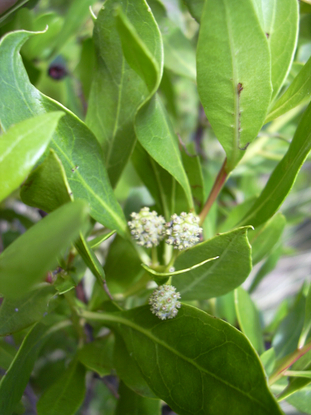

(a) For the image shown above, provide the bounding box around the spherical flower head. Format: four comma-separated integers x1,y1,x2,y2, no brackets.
149,285,181,320
128,207,165,248
165,212,202,251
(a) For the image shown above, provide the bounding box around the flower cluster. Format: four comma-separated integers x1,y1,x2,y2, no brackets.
129,208,202,251
165,212,202,251
128,207,165,248
149,285,181,320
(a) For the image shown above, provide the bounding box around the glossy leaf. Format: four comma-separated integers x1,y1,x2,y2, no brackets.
0,285,55,336
240,100,311,228
136,96,193,209
149,0,196,80
89,231,116,249
250,213,286,265
172,227,252,300
37,360,86,415
116,381,161,415
78,335,114,377
235,287,265,354
0,112,63,203
0,200,89,298
0,30,127,237
197,0,272,171
20,149,71,212
252,0,298,100
0,323,50,415
266,54,311,122
82,305,282,415
86,0,162,186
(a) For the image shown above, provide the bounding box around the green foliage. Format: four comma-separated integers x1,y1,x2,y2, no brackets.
0,0,311,414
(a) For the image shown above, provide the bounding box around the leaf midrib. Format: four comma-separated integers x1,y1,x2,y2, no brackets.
85,310,271,411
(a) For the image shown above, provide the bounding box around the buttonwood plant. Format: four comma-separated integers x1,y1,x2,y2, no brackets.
1,0,311,414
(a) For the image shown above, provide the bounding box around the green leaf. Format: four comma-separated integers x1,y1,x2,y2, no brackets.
286,385,311,414
86,0,162,186
0,30,127,237
252,0,298,101
285,371,311,379
180,144,205,213
0,285,56,336
215,291,237,326
149,0,196,80
0,0,29,24
0,112,63,203
131,142,175,220
272,291,306,359
20,149,71,212
19,147,110,299
37,359,86,415
114,333,157,399
136,95,193,209
182,0,204,22
0,340,16,370
235,287,265,354
50,0,97,57
82,305,283,415
250,213,286,265
89,231,116,249
0,200,89,298
115,381,161,415
266,54,311,123
260,348,276,377
298,283,311,348
172,227,252,300
0,323,50,415
78,335,114,377
240,100,311,228
197,0,272,171
105,236,143,294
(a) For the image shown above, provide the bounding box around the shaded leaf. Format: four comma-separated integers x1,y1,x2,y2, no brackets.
172,227,252,300
240,100,311,228
266,54,311,122
86,0,162,186
78,335,114,377
116,381,161,415
182,0,204,22
0,30,127,236
0,323,50,415
252,0,298,100
197,0,271,171
260,348,276,378
37,359,86,415
0,285,56,336
235,287,265,354
0,112,63,203
250,213,286,265
149,0,196,79
136,96,193,209
0,200,89,298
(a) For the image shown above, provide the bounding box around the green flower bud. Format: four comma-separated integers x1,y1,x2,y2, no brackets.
165,212,202,251
128,207,165,248
149,284,181,320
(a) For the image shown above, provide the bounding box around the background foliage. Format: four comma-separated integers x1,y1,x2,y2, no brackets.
1,0,311,414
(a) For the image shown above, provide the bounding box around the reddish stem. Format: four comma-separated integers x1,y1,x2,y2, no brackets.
269,341,311,385
199,159,228,226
